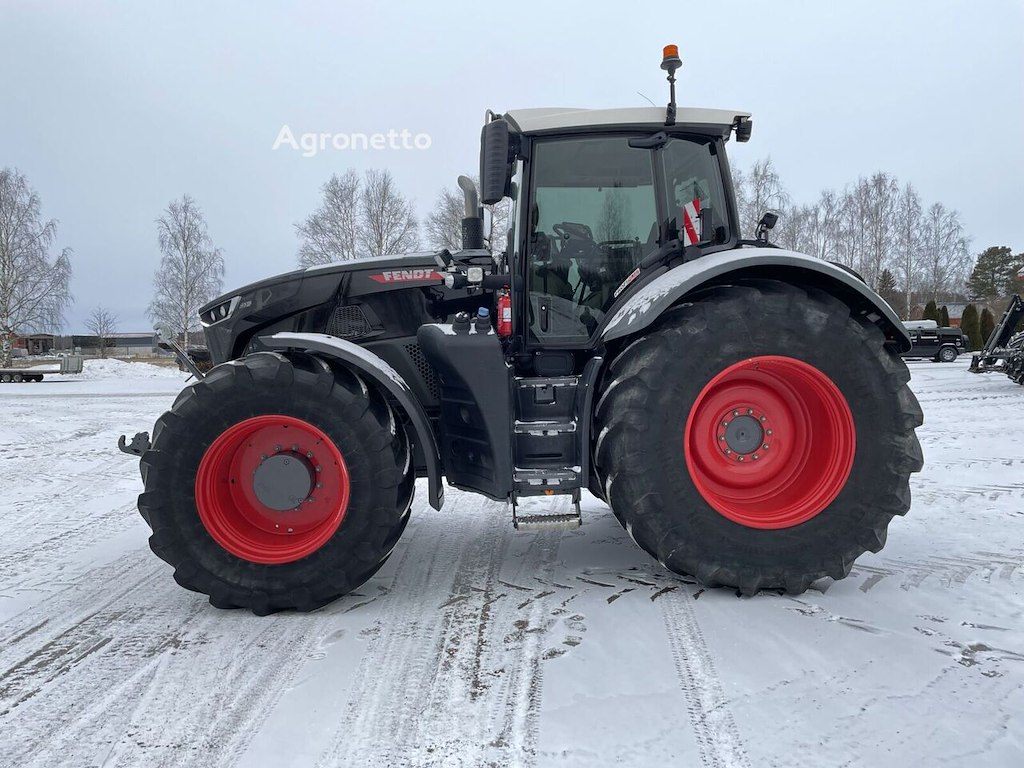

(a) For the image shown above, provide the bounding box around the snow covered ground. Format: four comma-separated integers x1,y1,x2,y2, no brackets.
0,357,1021,767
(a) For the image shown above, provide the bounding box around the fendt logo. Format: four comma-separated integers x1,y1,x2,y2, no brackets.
368,269,444,284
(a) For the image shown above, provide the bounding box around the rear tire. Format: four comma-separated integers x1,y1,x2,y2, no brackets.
139,352,414,614
594,280,923,595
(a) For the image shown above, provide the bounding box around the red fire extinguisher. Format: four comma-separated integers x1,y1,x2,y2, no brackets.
497,287,512,338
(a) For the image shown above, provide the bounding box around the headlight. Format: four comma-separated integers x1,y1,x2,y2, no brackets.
201,296,240,326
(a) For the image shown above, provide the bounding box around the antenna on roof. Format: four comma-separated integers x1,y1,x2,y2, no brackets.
636,91,656,107
660,44,682,126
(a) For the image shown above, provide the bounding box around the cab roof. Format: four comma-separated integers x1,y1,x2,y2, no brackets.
502,107,750,138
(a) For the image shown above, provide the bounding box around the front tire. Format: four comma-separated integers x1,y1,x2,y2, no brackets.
937,346,958,363
139,352,414,614
594,280,923,595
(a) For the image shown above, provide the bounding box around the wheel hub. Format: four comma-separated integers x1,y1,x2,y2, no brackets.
252,453,315,511
716,407,774,462
722,413,764,455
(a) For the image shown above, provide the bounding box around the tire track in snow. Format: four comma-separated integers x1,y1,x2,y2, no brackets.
0,546,332,768
853,551,1024,592
658,589,751,768
0,402,166,597
317,492,565,767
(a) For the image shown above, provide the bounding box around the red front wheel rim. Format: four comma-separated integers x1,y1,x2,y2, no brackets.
684,355,856,529
195,415,350,564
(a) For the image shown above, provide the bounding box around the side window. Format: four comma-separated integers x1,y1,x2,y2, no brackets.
661,139,729,246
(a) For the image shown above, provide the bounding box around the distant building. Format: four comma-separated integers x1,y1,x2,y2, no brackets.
12,333,56,355
71,332,158,356
941,302,967,327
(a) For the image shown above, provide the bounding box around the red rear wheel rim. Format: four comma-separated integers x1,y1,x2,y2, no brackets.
195,415,350,564
683,355,855,529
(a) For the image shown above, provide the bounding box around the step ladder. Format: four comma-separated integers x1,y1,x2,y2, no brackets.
510,376,584,530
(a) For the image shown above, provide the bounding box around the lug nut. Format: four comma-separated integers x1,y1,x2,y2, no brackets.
752,454,760,460
766,429,773,436
759,415,767,422
724,448,732,455
733,410,740,417
306,451,313,459
762,444,769,450
747,408,753,415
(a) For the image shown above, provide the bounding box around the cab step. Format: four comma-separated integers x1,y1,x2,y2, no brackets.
510,490,582,530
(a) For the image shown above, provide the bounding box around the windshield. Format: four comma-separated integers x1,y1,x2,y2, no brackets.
526,134,729,344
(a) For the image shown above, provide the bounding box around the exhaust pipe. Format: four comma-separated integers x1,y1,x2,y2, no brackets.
458,175,484,251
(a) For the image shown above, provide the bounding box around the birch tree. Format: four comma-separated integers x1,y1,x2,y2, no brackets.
359,169,419,256
894,182,923,318
148,195,224,347
0,168,73,367
296,170,362,266
861,172,900,289
734,157,790,239
920,202,970,302
426,186,464,252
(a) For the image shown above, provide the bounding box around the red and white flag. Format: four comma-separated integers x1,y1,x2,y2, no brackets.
682,198,702,245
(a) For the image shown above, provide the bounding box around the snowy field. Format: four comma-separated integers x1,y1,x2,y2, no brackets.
0,357,1021,767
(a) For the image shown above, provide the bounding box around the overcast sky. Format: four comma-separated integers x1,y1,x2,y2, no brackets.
2,0,1022,332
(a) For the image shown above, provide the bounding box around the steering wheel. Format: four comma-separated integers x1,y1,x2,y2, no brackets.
553,221,594,242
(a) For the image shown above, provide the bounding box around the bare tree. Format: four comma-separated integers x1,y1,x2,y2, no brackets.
148,195,224,347
894,182,923,319
85,305,118,358
426,186,465,252
359,169,419,256
808,189,845,262
774,203,814,253
860,172,900,289
734,157,790,239
920,202,970,302
296,170,362,266
0,168,73,367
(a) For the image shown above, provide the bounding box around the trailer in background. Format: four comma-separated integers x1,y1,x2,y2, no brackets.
0,354,84,383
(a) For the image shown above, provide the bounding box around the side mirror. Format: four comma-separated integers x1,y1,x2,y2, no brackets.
755,211,779,243
480,118,511,205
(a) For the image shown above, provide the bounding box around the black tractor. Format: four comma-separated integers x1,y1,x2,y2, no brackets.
969,294,1024,384
123,47,923,613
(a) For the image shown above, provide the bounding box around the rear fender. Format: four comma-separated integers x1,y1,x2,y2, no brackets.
600,248,911,352
261,332,444,511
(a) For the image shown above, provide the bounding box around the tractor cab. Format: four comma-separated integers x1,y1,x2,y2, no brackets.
472,82,752,368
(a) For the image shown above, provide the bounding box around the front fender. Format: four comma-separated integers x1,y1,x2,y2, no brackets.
600,248,911,352
261,332,444,511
